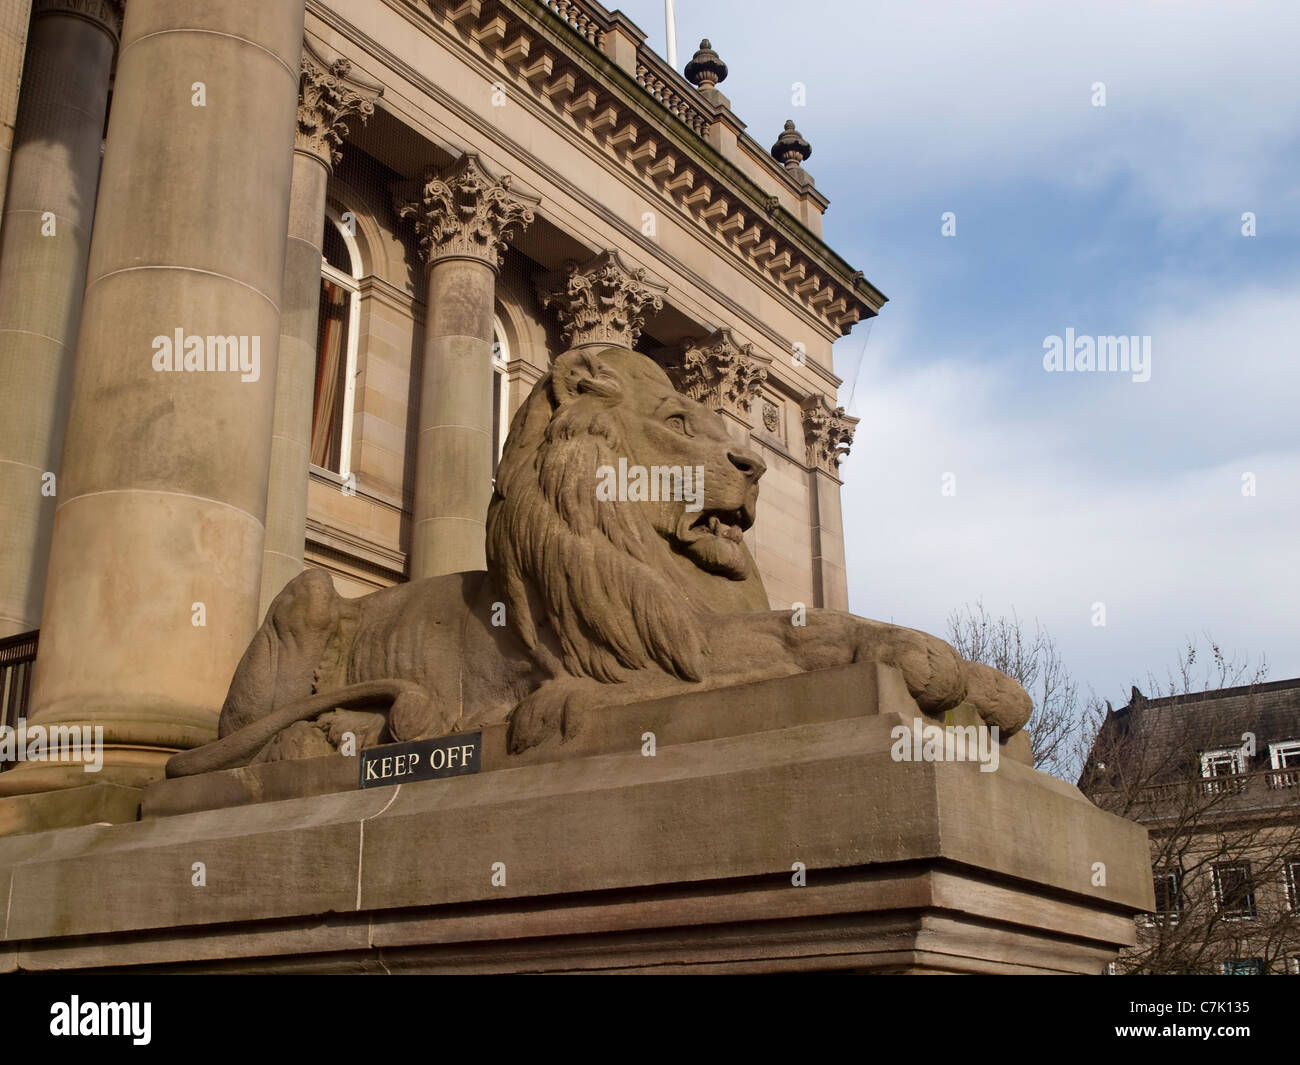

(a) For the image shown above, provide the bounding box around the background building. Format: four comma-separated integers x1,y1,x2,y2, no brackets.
1080,678,1300,974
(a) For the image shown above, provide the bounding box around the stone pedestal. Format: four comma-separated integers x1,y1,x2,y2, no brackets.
0,662,1151,973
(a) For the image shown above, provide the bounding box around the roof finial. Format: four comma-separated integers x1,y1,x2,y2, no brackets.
685,39,728,89
770,119,811,170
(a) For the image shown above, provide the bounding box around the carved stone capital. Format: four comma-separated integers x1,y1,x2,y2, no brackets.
33,0,123,41
538,250,666,349
659,328,770,417
801,396,856,474
394,154,538,269
297,40,384,169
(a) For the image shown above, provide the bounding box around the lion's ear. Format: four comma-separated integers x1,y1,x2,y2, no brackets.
550,349,623,404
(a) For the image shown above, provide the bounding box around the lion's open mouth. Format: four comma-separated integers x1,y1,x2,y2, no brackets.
678,500,754,543
691,508,747,543
673,502,755,579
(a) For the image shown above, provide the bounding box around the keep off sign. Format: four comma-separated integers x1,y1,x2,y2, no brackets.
358,732,482,789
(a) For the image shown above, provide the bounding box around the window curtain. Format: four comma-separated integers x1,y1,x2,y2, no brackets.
311,277,349,469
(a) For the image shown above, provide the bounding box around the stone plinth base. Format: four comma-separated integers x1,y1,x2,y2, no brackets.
0,663,1152,973
0,782,143,837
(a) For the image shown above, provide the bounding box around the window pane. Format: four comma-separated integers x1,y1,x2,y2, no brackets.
1213,862,1256,918
1153,871,1181,916
1205,753,1237,776
323,221,352,275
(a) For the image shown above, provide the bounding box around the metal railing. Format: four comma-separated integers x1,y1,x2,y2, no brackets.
0,629,38,742
1269,766,1299,789
1130,769,1300,803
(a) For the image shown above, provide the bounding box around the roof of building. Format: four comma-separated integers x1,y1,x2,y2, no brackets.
1080,676,1300,789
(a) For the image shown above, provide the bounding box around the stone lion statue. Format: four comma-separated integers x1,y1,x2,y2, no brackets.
167,345,1030,777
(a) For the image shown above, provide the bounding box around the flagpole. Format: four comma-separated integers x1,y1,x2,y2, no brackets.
665,0,678,69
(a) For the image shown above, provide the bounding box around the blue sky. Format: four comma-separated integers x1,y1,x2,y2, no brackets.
616,0,1300,703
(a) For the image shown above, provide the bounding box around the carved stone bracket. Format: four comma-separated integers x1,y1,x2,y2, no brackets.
801,395,856,474
537,249,666,349
659,328,770,417
297,40,384,169
394,153,539,269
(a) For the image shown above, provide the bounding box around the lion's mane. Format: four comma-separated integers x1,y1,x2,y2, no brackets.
486,348,707,685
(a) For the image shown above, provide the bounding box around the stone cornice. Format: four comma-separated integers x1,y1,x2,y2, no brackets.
358,274,422,318
658,328,771,418
801,395,858,476
537,249,666,349
298,38,384,169
395,0,880,337
307,2,852,382
393,153,539,268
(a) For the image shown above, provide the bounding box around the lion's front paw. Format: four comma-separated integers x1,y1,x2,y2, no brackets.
506,680,588,754
861,624,967,714
962,661,1032,736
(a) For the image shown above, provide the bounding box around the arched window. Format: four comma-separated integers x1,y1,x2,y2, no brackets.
311,209,362,474
491,316,510,474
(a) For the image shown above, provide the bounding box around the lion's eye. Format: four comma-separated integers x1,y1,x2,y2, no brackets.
665,413,691,435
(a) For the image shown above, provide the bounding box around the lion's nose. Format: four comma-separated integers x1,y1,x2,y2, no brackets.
728,449,766,482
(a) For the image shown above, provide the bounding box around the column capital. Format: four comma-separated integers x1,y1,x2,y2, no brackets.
801,395,856,475
32,0,123,41
538,250,666,350
296,39,383,170
659,328,770,417
394,154,538,270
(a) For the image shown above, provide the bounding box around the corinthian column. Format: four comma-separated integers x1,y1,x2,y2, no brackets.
395,154,536,578
801,396,857,611
1,0,306,794
259,42,381,616
0,0,122,637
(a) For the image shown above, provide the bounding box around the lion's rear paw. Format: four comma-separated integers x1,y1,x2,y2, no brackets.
251,720,335,763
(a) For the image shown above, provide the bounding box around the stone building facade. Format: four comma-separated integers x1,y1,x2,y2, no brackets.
0,0,877,802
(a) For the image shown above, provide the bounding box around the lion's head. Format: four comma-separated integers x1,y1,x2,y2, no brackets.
486,346,769,686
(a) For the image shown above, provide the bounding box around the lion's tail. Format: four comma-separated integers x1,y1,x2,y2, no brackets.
165,680,430,778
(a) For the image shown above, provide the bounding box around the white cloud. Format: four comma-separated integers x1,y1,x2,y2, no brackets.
625,0,1300,225
837,280,1300,699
